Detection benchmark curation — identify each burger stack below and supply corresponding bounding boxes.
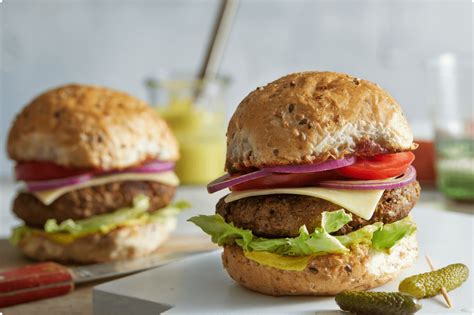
[8,84,186,263]
[190,71,421,296]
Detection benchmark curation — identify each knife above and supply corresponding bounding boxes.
[0,249,212,308]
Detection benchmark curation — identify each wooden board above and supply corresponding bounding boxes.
[0,235,217,315]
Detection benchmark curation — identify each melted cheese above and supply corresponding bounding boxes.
[33,171,179,206]
[225,187,384,220]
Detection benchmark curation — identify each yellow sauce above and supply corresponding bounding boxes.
[158,98,226,184]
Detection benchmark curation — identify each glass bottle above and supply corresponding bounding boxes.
[427,53,474,201]
[146,74,230,185]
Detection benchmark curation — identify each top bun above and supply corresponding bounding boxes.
[226,71,414,172]
[8,84,179,169]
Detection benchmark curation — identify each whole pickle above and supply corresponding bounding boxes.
[399,263,469,298]
[335,290,422,315]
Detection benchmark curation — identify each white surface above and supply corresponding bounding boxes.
[93,196,474,314]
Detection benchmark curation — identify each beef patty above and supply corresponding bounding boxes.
[216,181,420,238]
[14,181,176,227]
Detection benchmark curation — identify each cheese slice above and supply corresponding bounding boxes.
[33,171,179,206]
[225,187,384,220]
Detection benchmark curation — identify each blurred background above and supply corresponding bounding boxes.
[0,0,473,221]
[1,0,472,175]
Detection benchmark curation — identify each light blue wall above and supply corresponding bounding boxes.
[0,0,472,176]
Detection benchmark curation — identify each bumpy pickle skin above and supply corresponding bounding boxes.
[335,291,422,315]
[399,263,469,298]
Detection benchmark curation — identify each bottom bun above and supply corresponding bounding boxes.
[17,217,177,264]
[222,234,418,296]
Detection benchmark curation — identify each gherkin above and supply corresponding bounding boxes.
[335,291,422,315]
[399,263,469,298]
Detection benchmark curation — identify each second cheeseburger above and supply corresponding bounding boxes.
[190,71,420,296]
[8,84,187,263]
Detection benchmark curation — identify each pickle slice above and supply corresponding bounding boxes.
[335,291,422,315]
[399,263,469,298]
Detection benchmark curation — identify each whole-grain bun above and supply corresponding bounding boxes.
[222,234,418,296]
[226,71,415,172]
[7,84,179,169]
[17,217,176,264]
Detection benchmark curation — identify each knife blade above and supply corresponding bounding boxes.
[0,249,212,308]
[72,249,211,284]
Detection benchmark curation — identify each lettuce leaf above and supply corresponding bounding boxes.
[188,210,417,258]
[188,214,253,250]
[244,218,415,271]
[189,210,352,256]
[10,226,31,246]
[10,196,190,245]
[150,200,191,222]
[335,223,382,247]
[242,225,349,256]
[44,195,151,235]
[371,216,416,250]
[322,209,352,233]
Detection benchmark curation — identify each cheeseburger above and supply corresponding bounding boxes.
[189,71,420,296]
[8,84,186,263]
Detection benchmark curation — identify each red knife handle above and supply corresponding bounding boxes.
[0,262,74,308]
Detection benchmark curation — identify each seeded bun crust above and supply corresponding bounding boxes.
[222,234,418,296]
[226,71,415,172]
[17,217,177,264]
[7,84,179,169]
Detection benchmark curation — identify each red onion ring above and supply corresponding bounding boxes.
[25,173,94,192]
[25,161,175,192]
[317,166,417,190]
[97,161,175,176]
[126,161,175,173]
[207,157,356,193]
[207,170,269,193]
[263,157,356,173]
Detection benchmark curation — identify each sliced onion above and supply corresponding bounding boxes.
[317,166,417,190]
[26,173,94,192]
[99,160,176,176]
[127,161,175,173]
[207,157,356,193]
[25,161,175,192]
[207,170,269,193]
[263,157,356,174]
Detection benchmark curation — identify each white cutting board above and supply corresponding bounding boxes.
[93,193,473,314]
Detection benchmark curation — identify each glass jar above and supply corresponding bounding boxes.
[426,53,474,201]
[146,74,230,185]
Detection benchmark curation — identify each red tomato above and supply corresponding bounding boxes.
[15,162,94,181]
[231,171,340,191]
[336,152,415,180]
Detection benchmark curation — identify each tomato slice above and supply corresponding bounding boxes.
[230,152,415,190]
[336,152,415,180]
[230,170,340,191]
[15,162,94,181]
